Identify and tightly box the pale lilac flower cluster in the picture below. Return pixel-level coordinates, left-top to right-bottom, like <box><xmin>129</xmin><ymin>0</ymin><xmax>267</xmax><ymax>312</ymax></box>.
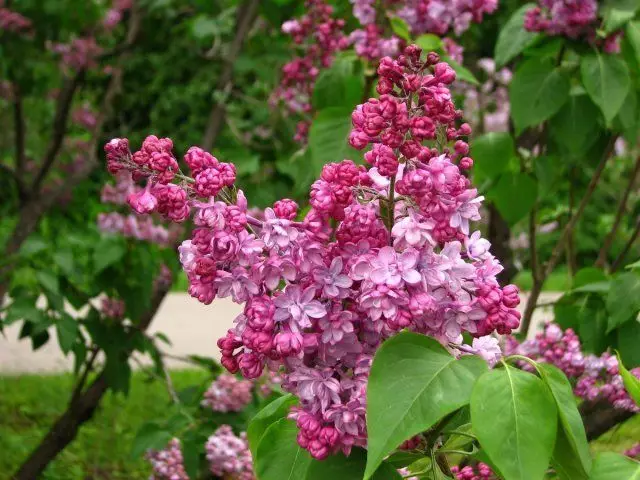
<box><xmin>0</xmin><ymin>2</ymin><xmax>32</xmax><ymax>34</ymax></box>
<box><xmin>205</xmin><ymin>425</ymin><xmax>255</xmax><ymax>480</ymax></box>
<box><xmin>395</xmin><ymin>0</ymin><xmax>498</xmax><ymax>36</ymax></box>
<box><xmin>50</xmin><ymin>37</ymin><xmax>103</xmax><ymax>71</ymax></box>
<box><xmin>147</xmin><ymin>438</ymin><xmax>189</xmax><ymax>480</ymax></box>
<box><xmin>201</xmin><ymin>373</ymin><xmax>253</xmax><ymax>413</ymax></box>
<box><xmin>106</xmin><ymin>45</ymin><xmax>520</xmax><ymax>461</ymax></box>
<box><xmin>459</xmin><ymin>59</ymin><xmax>512</xmax><ymax>133</ymax></box>
<box><xmin>100</xmin><ymin>296</ymin><xmax>125</xmax><ymax>319</ymax></box>
<box><xmin>507</xmin><ymin>323</ymin><xmax>640</xmax><ymax>412</ymax></box>
<box><xmin>451</xmin><ymin>463</ymin><xmax>497</xmax><ymax>479</ymax></box>
<box><xmin>349</xmin><ymin>25</ymin><xmax>402</xmax><ymax>62</ymax></box>
<box><xmin>525</xmin><ymin>0</ymin><xmax>622</xmax><ymax>53</ymax></box>
<box><xmin>273</xmin><ymin>0</ymin><xmax>348</xmax><ymax>143</ymax></box>
<box><xmin>103</xmin><ymin>0</ymin><xmax>132</xmax><ymax>30</ymax></box>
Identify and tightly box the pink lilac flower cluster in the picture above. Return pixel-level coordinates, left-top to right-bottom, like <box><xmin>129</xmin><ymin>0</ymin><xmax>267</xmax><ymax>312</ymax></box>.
<box><xmin>451</xmin><ymin>463</ymin><xmax>497</xmax><ymax>479</ymax></box>
<box><xmin>103</xmin><ymin>0</ymin><xmax>133</xmax><ymax>30</ymax></box>
<box><xmin>71</xmin><ymin>104</ymin><xmax>98</xmax><ymax>131</ymax></box>
<box><xmin>50</xmin><ymin>37</ymin><xmax>103</xmax><ymax>71</ymax></box>
<box><xmin>524</xmin><ymin>0</ymin><xmax>622</xmax><ymax>53</ymax></box>
<box><xmin>201</xmin><ymin>373</ymin><xmax>253</xmax><ymax>413</ymax></box>
<box><xmin>106</xmin><ymin>45</ymin><xmax>520</xmax><ymax>460</ymax></box>
<box><xmin>147</xmin><ymin>438</ymin><xmax>189</xmax><ymax>480</ymax></box>
<box><xmin>0</xmin><ymin>2</ymin><xmax>32</xmax><ymax>34</ymax></box>
<box><xmin>626</xmin><ymin>443</ymin><xmax>640</xmax><ymax>459</ymax></box>
<box><xmin>98</xmin><ymin>171</ymin><xmax>179</xmax><ymax>247</ymax></box>
<box><xmin>205</xmin><ymin>425</ymin><xmax>255</xmax><ymax>480</ymax></box>
<box><xmin>458</xmin><ymin>59</ymin><xmax>512</xmax><ymax>133</ymax></box>
<box><xmin>506</xmin><ymin>323</ymin><xmax>640</xmax><ymax>412</ymax></box>
<box><xmin>274</xmin><ymin>0</ymin><xmax>349</xmax><ymax>143</ymax></box>
<box><xmin>100</xmin><ymin>296</ymin><xmax>125</xmax><ymax>319</ymax></box>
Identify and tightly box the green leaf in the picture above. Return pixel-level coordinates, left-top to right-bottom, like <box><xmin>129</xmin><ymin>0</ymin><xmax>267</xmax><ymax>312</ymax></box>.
<box><xmin>471</xmin><ymin>132</ymin><xmax>514</xmax><ymax>179</ymax></box>
<box><xmin>365</xmin><ymin>332</ymin><xmax>487</xmax><ymax>479</ymax></box>
<box><xmin>19</xmin><ymin>236</ymin><xmax>48</xmax><ymax>257</ymax></box>
<box><xmin>617</xmin><ymin>87</ymin><xmax>638</xmax><ymax>144</ymax></box>
<box><xmin>535</xmin><ymin>156</ymin><xmax>563</xmax><ymax>198</ymax></box>
<box><xmin>536</xmin><ymin>364</ymin><xmax>591</xmax><ymax>479</ymax></box>
<box><xmin>442</xmin><ymin>56</ymin><xmax>479</xmax><ymax>85</ymax></box>
<box><xmin>248</xmin><ymin>394</ymin><xmax>297</xmax><ymax>459</ymax></box>
<box><xmin>617</xmin><ymin>319</ymin><xmax>640</xmax><ymax>367</ymax></box>
<box><xmin>307</xmin><ymin>448</ymin><xmax>401</xmax><ymax>480</ymax></box>
<box><xmin>93</xmin><ymin>236</ymin><xmax>126</xmax><ymax>274</ymax></box>
<box><xmin>602</xmin><ymin>0</ymin><xmax>639</xmax><ymax>33</ymax></box>
<box><xmin>255</xmin><ymin>418</ymin><xmax>312</xmax><ymax>480</ymax></box>
<box><xmin>471</xmin><ymin>365</ymin><xmax>558</xmax><ymax>480</ymax></box>
<box><xmin>308</xmin><ymin>108</ymin><xmax>360</xmax><ymax>170</ymax></box>
<box><xmin>131</xmin><ymin>422</ymin><xmax>173</xmax><ymax>458</ymax></box>
<box><xmin>494</xmin><ymin>4</ymin><xmax>541</xmax><ymax>66</ymax></box>
<box><xmin>573</xmin><ymin>267</ymin><xmax>607</xmax><ymax>288</ymax></box>
<box><xmin>606</xmin><ymin>272</ymin><xmax>640</xmax><ymax>333</ymax></box>
<box><xmin>589</xmin><ymin>452</ymin><xmax>640</xmax><ymax>479</ymax></box>
<box><xmin>490</xmin><ymin>172</ymin><xmax>538</xmax><ymax>225</ymax></box>
<box><xmin>4</xmin><ymin>297</ymin><xmax>44</xmax><ymax>326</ymax></box>
<box><xmin>510</xmin><ymin>59</ymin><xmax>570</xmax><ymax>132</ymax></box>
<box><xmin>627</xmin><ymin>22</ymin><xmax>640</xmax><ymax>66</ymax></box>
<box><xmin>36</xmin><ymin>271</ymin><xmax>60</xmax><ymax>296</ymax></box>
<box><xmin>617</xmin><ymin>353</ymin><xmax>640</xmax><ymax>407</ymax></box>
<box><xmin>56</xmin><ymin>313</ymin><xmax>78</xmax><ymax>355</ymax></box>
<box><xmin>191</xmin><ymin>15</ymin><xmax>217</xmax><ymax>39</ymax></box>
<box><xmin>549</xmin><ymin>94</ymin><xmax>601</xmax><ymax>155</ymax></box>
<box><xmin>181</xmin><ymin>430</ymin><xmax>204</xmax><ymax>479</ymax></box>
<box><xmin>580</xmin><ymin>53</ymin><xmax>631</xmax><ymax>126</ymax></box>
<box><xmin>415</xmin><ymin>34</ymin><xmax>442</xmax><ymax>52</ymax></box>
<box><xmin>313</xmin><ymin>55</ymin><xmax>365</xmax><ymax>111</ymax></box>
<box><xmin>390</xmin><ymin>17</ymin><xmax>410</xmax><ymax>40</ymax></box>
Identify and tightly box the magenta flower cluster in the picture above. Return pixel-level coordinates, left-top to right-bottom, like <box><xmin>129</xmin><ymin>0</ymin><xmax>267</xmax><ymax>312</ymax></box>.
<box><xmin>201</xmin><ymin>373</ymin><xmax>253</xmax><ymax>413</ymax></box>
<box><xmin>105</xmin><ymin>45</ymin><xmax>520</xmax><ymax>460</ymax></box>
<box><xmin>451</xmin><ymin>462</ymin><xmax>497</xmax><ymax>479</ymax></box>
<box><xmin>0</xmin><ymin>2</ymin><xmax>32</xmax><ymax>35</ymax></box>
<box><xmin>273</xmin><ymin>0</ymin><xmax>349</xmax><ymax>143</ymax></box>
<box><xmin>506</xmin><ymin>322</ymin><xmax>640</xmax><ymax>412</ymax></box>
<box><xmin>50</xmin><ymin>37</ymin><xmax>103</xmax><ymax>71</ymax></box>
<box><xmin>205</xmin><ymin>425</ymin><xmax>255</xmax><ymax>480</ymax></box>
<box><xmin>103</xmin><ymin>0</ymin><xmax>133</xmax><ymax>30</ymax></box>
<box><xmin>147</xmin><ymin>438</ymin><xmax>189</xmax><ymax>480</ymax></box>
<box><xmin>626</xmin><ymin>443</ymin><xmax>640</xmax><ymax>459</ymax></box>
<box><xmin>100</xmin><ymin>296</ymin><xmax>126</xmax><ymax>319</ymax></box>
<box><xmin>524</xmin><ymin>0</ymin><xmax>622</xmax><ymax>53</ymax></box>
<box><xmin>71</xmin><ymin>104</ymin><xmax>98</xmax><ymax>131</ymax></box>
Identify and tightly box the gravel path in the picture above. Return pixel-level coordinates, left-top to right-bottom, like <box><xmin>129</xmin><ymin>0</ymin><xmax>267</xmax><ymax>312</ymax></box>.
<box><xmin>0</xmin><ymin>292</ymin><xmax>560</xmax><ymax>374</ymax></box>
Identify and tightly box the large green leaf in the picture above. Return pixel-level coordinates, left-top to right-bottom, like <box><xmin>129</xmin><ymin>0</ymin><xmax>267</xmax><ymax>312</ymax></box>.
<box><xmin>93</xmin><ymin>235</ymin><xmax>127</xmax><ymax>274</ymax></box>
<box><xmin>494</xmin><ymin>4</ymin><xmax>541</xmax><ymax>66</ymax></box>
<box><xmin>589</xmin><ymin>452</ymin><xmax>640</xmax><ymax>479</ymax></box>
<box><xmin>606</xmin><ymin>272</ymin><xmax>640</xmax><ymax>333</ymax></box>
<box><xmin>580</xmin><ymin>53</ymin><xmax>631</xmax><ymax>126</ymax></box>
<box><xmin>255</xmin><ymin>418</ymin><xmax>312</xmax><ymax>480</ymax></box>
<box><xmin>307</xmin><ymin>449</ymin><xmax>401</xmax><ymax>480</ymax></box>
<box><xmin>489</xmin><ymin>172</ymin><xmax>538</xmax><ymax>225</ymax></box>
<box><xmin>617</xmin><ymin>319</ymin><xmax>640</xmax><ymax>368</ymax></box>
<box><xmin>602</xmin><ymin>0</ymin><xmax>639</xmax><ymax>33</ymax></box>
<box><xmin>537</xmin><ymin>364</ymin><xmax>591</xmax><ymax>479</ymax></box>
<box><xmin>510</xmin><ymin>59</ymin><xmax>570</xmax><ymax>132</ymax></box>
<box><xmin>616</xmin><ymin>353</ymin><xmax>640</xmax><ymax>407</ymax></box>
<box><xmin>471</xmin><ymin>365</ymin><xmax>558</xmax><ymax>480</ymax></box>
<box><xmin>308</xmin><ymin>108</ymin><xmax>360</xmax><ymax>171</ymax></box>
<box><xmin>549</xmin><ymin>94</ymin><xmax>601</xmax><ymax>155</ymax></box>
<box><xmin>55</xmin><ymin>313</ymin><xmax>79</xmax><ymax>355</ymax></box>
<box><xmin>313</xmin><ymin>54</ymin><xmax>365</xmax><ymax>111</ymax></box>
<box><xmin>471</xmin><ymin>132</ymin><xmax>514</xmax><ymax>179</ymax></box>
<box><xmin>131</xmin><ymin>422</ymin><xmax>173</xmax><ymax>458</ymax></box>
<box><xmin>365</xmin><ymin>332</ymin><xmax>487</xmax><ymax>479</ymax></box>
<box><xmin>247</xmin><ymin>394</ymin><xmax>297</xmax><ymax>459</ymax></box>
<box><xmin>628</xmin><ymin>21</ymin><xmax>640</xmax><ymax>66</ymax></box>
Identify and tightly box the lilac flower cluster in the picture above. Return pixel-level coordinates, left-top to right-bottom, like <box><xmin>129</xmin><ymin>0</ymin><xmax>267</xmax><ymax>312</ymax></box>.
<box><xmin>50</xmin><ymin>37</ymin><xmax>103</xmax><ymax>71</ymax></box>
<box><xmin>100</xmin><ymin>296</ymin><xmax>125</xmax><ymax>319</ymax></box>
<box><xmin>451</xmin><ymin>463</ymin><xmax>497</xmax><ymax>479</ymax></box>
<box><xmin>524</xmin><ymin>0</ymin><xmax>622</xmax><ymax>53</ymax></box>
<box><xmin>506</xmin><ymin>323</ymin><xmax>640</xmax><ymax>412</ymax></box>
<box><xmin>273</xmin><ymin>0</ymin><xmax>349</xmax><ymax>143</ymax></box>
<box><xmin>0</xmin><ymin>2</ymin><xmax>32</xmax><ymax>35</ymax></box>
<box><xmin>147</xmin><ymin>438</ymin><xmax>189</xmax><ymax>480</ymax></box>
<box><xmin>103</xmin><ymin>0</ymin><xmax>132</xmax><ymax>30</ymax></box>
<box><xmin>106</xmin><ymin>45</ymin><xmax>520</xmax><ymax>460</ymax></box>
<box><xmin>458</xmin><ymin>59</ymin><xmax>512</xmax><ymax>133</ymax></box>
<box><xmin>71</xmin><ymin>104</ymin><xmax>98</xmax><ymax>131</ymax></box>
<box><xmin>205</xmin><ymin>425</ymin><xmax>255</xmax><ymax>480</ymax></box>
<box><xmin>201</xmin><ymin>373</ymin><xmax>253</xmax><ymax>413</ymax></box>
<box><xmin>626</xmin><ymin>443</ymin><xmax>640</xmax><ymax>459</ymax></box>
<box><xmin>99</xmin><ymin>171</ymin><xmax>180</xmax><ymax>247</ymax></box>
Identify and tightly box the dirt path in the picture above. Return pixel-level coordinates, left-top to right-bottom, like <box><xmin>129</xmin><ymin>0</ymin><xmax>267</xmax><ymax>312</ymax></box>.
<box><xmin>0</xmin><ymin>292</ymin><xmax>559</xmax><ymax>374</ymax></box>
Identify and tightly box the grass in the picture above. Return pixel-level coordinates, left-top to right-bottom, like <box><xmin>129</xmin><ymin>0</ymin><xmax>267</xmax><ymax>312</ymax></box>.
<box><xmin>0</xmin><ymin>370</ymin><xmax>638</xmax><ymax>479</ymax></box>
<box><xmin>0</xmin><ymin>369</ymin><xmax>208</xmax><ymax>480</ymax></box>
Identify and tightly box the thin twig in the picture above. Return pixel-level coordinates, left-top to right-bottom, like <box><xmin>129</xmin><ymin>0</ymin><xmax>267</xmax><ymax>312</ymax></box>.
<box><xmin>69</xmin><ymin>346</ymin><xmax>100</xmax><ymax>407</ymax></box>
<box><xmin>596</xmin><ymin>155</ymin><xmax>640</xmax><ymax>268</ymax></box>
<box><xmin>13</xmin><ymin>89</ymin><xmax>26</xmax><ymax>181</ymax></box>
<box><xmin>611</xmin><ymin>219</ymin><xmax>640</xmax><ymax>273</ymax></box>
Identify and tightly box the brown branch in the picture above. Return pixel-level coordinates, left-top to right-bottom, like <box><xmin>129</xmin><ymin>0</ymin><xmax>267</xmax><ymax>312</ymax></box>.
<box><xmin>580</xmin><ymin>400</ymin><xmax>635</xmax><ymax>441</ymax></box>
<box><xmin>520</xmin><ymin>136</ymin><xmax>617</xmax><ymax>335</ymax></box>
<box><xmin>488</xmin><ymin>204</ymin><xmax>516</xmax><ymax>283</ymax></box>
<box><xmin>201</xmin><ymin>0</ymin><xmax>260</xmax><ymax>150</ymax></box>
<box><xmin>611</xmin><ymin>218</ymin><xmax>640</xmax><ymax>273</ymax></box>
<box><xmin>68</xmin><ymin>345</ymin><xmax>100</xmax><ymax>407</ymax></box>
<box><xmin>596</xmin><ymin>155</ymin><xmax>640</xmax><ymax>269</ymax></box>
<box><xmin>13</xmin><ymin>89</ymin><xmax>26</xmax><ymax>180</ymax></box>
<box><xmin>30</xmin><ymin>70</ymin><xmax>85</xmax><ymax>193</ymax></box>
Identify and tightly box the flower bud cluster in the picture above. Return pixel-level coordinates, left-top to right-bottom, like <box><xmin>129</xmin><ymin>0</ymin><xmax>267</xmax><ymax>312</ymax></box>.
<box><xmin>0</xmin><ymin>4</ymin><xmax>32</xmax><ymax>34</ymax></box>
<box><xmin>205</xmin><ymin>425</ymin><xmax>255</xmax><ymax>480</ymax></box>
<box><xmin>273</xmin><ymin>0</ymin><xmax>349</xmax><ymax>143</ymax></box>
<box><xmin>626</xmin><ymin>443</ymin><xmax>640</xmax><ymax>459</ymax></box>
<box><xmin>107</xmin><ymin>46</ymin><xmax>520</xmax><ymax>461</ymax></box>
<box><xmin>100</xmin><ymin>296</ymin><xmax>125</xmax><ymax>319</ymax></box>
<box><xmin>201</xmin><ymin>373</ymin><xmax>253</xmax><ymax>413</ymax></box>
<box><xmin>524</xmin><ymin>0</ymin><xmax>622</xmax><ymax>53</ymax></box>
<box><xmin>147</xmin><ymin>438</ymin><xmax>189</xmax><ymax>480</ymax></box>
<box><xmin>451</xmin><ymin>463</ymin><xmax>497</xmax><ymax>479</ymax></box>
